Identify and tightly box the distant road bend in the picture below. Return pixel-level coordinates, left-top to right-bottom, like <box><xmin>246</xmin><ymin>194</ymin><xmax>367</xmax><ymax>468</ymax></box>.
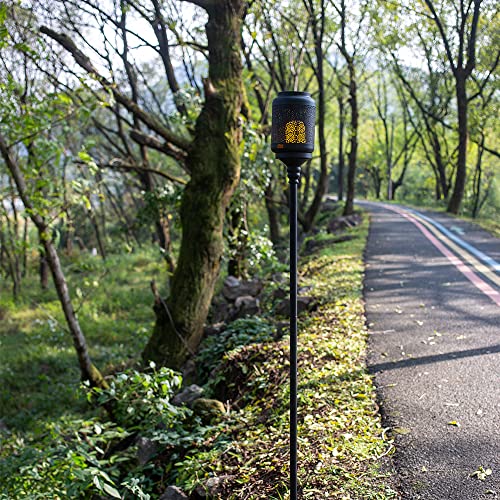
<box><xmin>361</xmin><ymin>202</ymin><xmax>500</xmax><ymax>499</ymax></box>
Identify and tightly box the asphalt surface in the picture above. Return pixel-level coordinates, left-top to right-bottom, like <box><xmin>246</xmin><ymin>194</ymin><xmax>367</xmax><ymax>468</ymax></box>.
<box><xmin>361</xmin><ymin>202</ymin><xmax>500</xmax><ymax>499</ymax></box>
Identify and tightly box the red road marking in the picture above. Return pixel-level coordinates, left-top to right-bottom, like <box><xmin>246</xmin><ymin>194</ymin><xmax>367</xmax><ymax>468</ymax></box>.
<box><xmin>384</xmin><ymin>205</ymin><xmax>500</xmax><ymax>307</ymax></box>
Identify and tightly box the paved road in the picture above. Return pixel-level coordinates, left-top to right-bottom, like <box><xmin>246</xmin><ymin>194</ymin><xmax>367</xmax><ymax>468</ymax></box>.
<box><xmin>361</xmin><ymin>202</ymin><xmax>500</xmax><ymax>499</ymax></box>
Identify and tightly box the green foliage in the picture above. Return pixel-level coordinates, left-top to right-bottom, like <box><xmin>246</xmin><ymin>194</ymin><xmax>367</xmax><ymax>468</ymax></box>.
<box><xmin>196</xmin><ymin>317</ymin><xmax>275</xmax><ymax>382</ymax></box>
<box><xmin>0</xmin><ymin>363</ymin><xmax>223</xmax><ymax>499</ymax></box>
<box><xmin>0</xmin><ymin>215</ymin><xmax>398</xmax><ymax>499</ymax></box>
<box><xmin>190</xmin><ymin>214</ymin><xmax>398</xmax><ymax>498</ymax></box>
<box><xmin>0</xmin><ymin>418</ymin><xmax>133</xmax><ymax>499</ymax></box>
<box><xmin>87</xmin><ymin>363</ymin><xmax>185</xmax><ymax>429</ymax></box>
<box><xmin>0</xmin><ymin>248</ymin><xmax>166</xmax><ymax>431</ymax></box>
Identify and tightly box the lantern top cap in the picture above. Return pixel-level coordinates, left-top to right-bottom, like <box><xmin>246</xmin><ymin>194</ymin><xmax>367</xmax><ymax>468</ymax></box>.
<box><xmin>277</xmin><ymin>91</ymin><xmax>311</xmax><ymax>97</ymax></box>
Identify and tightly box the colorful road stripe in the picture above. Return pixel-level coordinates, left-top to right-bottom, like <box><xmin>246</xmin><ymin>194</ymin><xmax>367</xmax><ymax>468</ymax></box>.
<box><xmin>381</xmin><ymin>204</ymin><xmax>500</xmax><ymax>307</ymax></box>
<box><xmin>408</xmin><ymin>212</ymin><xmax>500</xmax><ymax>289</ymax></box>
<box><xmin>406</xmin><ymin>208</ymin><xmax>500</xmax><ymax>273</ymax></box>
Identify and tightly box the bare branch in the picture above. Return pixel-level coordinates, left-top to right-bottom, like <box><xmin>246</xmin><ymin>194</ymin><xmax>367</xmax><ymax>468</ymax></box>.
<box><xmin>39</xmin><ymin>26</ymin><xmax>191</xmax><ymax>152</ymax></box>
<box><xmin>130</xmin><ymin>129</ymin><xmax>189</xmax><ymax>171</ymax></box>
<box><xmin>77</xmin><ymin>158</ymin><xmax>188</xmax><ymax>185</ymax></box>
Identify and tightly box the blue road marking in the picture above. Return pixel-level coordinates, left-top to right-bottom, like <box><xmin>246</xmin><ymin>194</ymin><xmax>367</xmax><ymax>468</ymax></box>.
<box><xmin>406</xmin><ymin>208</ymin><xmax>500</xmax><ymax>273</ymax></box>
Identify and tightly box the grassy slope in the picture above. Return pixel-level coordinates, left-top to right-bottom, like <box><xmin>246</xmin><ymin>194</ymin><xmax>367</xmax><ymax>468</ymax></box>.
<box><xmin>196</xmin><ymin>216</ymin><xmax>398</xmax><ymax>499</ymax></box>
<box><xmin>378</xmin><ymin>198</ymin><xmax>500</xmax><ymax>238</ymax></box>
<box><xmin>0</xmin><ymin>216</ymin><xmax>398</xmax><ymax>499</ymax></box>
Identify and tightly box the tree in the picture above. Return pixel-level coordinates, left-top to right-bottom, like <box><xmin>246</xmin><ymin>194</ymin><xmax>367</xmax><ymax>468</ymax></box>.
<box><xmin>409</xmin><ymin>0</ymin><xmax>494</xmax><ymax>213</ymax></box>
<box><xmin>38</xmin><ymin>0</ymin><xmax>248</xmax><ymax>369</ymax></box>
<box><xmin>331</xmin><ymin>0</ymin><xmax>368</xmax><ymax>215</ymax></box>
<box><xmin>0</xmin><ymin>8</ymin><xmax>107</xmax><ymax>387</ymax></box>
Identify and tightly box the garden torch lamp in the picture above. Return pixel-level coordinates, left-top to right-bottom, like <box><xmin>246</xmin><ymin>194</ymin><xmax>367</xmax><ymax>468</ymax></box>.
<box><xmin>271</xmin><ymin>91</ymin><xmax>316</xmax><ymax>500</ymax></box>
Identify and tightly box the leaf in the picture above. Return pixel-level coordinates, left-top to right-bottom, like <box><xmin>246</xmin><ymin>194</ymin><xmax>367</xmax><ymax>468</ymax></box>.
<box><xmin>78</xmin><ymin>151</ymin><xmax>92</xmax><ymax>163</ymax></box>
<box><xmin>392</xmin><ymin>427</ymin><xmax>411</xmax><ymax>435</ymax></box>
<box><xmin>471</xmin><ymin>466</ymin><xmax>492</xmax><ymax>480</ymax></box>
<box><xmin>93</xmin><ymin>475</ymin><xmax>102</xmax><ymax>491</ymax></box>
<box><xmin>447</xmin><ymin>420</ymin><xmax>460</xmax><ymax>427</ymax></box>
<box><xmin>83</xmin><ymin>196</ymin><xmax>92</xmax><ymax>211</ymax></box>
<box><xmin>103</xmin><ymin>482</ymin><xmax>122</xmax><ymax>499</ymax></box>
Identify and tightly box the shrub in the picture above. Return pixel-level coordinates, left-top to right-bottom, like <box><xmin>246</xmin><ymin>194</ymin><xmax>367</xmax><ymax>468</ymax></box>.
<box><xmin>196</xmin><ymin>317</ymin><xmax>275</xmax><ymax>383</ymax></box>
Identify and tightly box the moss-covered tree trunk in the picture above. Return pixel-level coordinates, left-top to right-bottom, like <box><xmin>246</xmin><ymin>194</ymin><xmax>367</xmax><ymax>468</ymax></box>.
<box><xmin>142</xmin><ymin>0</ymin><xmax>246</xmax><ymax>369</ymax></box>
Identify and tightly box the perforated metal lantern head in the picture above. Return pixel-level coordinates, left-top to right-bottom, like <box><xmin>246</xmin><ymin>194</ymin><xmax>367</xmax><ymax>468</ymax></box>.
<box><xmin>271</xmin><ymin>91</ymin><xmax>316</xmax><ymax>167</ymax></box>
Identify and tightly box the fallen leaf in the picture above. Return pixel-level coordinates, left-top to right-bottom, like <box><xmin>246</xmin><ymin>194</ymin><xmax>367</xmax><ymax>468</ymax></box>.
<box><xmin>471</xmin><ymin>466</ymin><xmax>492</xmax><ymax>481</ymax></box>
<box><xmin>393</xmin><ymin>427</ymin><xmax>411</xmax><ymax>435</ymax></box>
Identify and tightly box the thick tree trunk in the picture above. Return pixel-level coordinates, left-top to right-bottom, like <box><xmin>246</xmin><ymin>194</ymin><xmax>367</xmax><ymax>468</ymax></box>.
<box><xmin>227</xmin><ymin>200</ymin><xmax>249</xmax><ymax>279</ymax></box>
<box><xmin>142</xmin><ymin>1</ymin><xmax>246</xmax><ymax>369</ymax></box>
<box><xmin>343</xmin><ymin>62</ymin><xmax>358</xmax><ymax>216</ymax></box>
<box><xmin>447</xmin><ymin>74</ymin><xmax>468</xmax><ymax>214</ymax></box>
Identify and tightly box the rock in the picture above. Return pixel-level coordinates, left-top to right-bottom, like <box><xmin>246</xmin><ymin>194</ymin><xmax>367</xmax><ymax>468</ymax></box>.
<box><xmin>172</xmin><ymin>384</ymin><xmax>204</xmax><ymax>407</ymax></box>
<box><xmin>271</xmin><ymin>272</ymin><xmax>286</xmax><ymax>284</ymax></box>
<box><xmin>194</xmin><ymin>475</ymin><xmax>235</xmax><ymax>498</ymax></box>
<box><xmin>192</xmin><ymin>398</ymin><xmax>226</xmax><ymax>423</ymax></box>
<box><xmin>274</xmin><ymin>321</ymin><xmax>289</xmax><ymax>340</ymax></box>
<box><xmin>210</xmin><ymin>301</ymin><xmax>235</xmax><ymax>324</ymax></box>
<box><xmin>233</xmin><ymin>295</ymin><xmax>260</xmax><ymax>318</ymax></box>
<box><xmin>303</xmin><ymin>234</ymin><xmax>355</xmax><ymax>254</ymax></box>
<box><xmin>159</xmin><ymin>485</ymin><xmax>189</xmax><ymax>500</ymax></box>
<box><xmin>136</xmin><ymin>436</ymin><xmax>158</xmax><ymax>465</ymax></box>
<box><xmin>327</xmin><ymin>214</ymin><xmax>362</xmax><ymax>234</ymax></box>
<box><xmin>222</xmin><ymin>275</ymin><xmax>241</xmax><ymax>301</ymax></box>
<box><xmin>275</xmin><ymin>296</ymin><xmax>317</xmax><ymax>316</ymax></box>
<box><xmin>222</xmin><ymin>276</ymin><xmax>263</xmax><ymax>301</ymax></box>
<box><xmin>321</xmin><ymin>198</ymin><xmax>340</xmax><ymax>212</ymax></box>
<box><xmin>272</xmin><ymin>287</ymin><xmax>287</xmax><ymax>300</ymax></box>
<box><xmin>181</xmin><ymin>359</ymin><xmax>197</xmax><ymax>385</ymax></box>
<box><xmin>203</xmin><ymin>322</ymin><xmax>226</xmax><ymax>337</ymax></box>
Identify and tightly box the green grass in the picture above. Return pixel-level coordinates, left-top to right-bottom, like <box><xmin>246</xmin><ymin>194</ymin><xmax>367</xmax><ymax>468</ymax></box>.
<box><xmin>378</xmin><ymin>198</ymin><xmax>500</xmax><ymax>238</ymax></box>
<box><xmin>0</xmin><ymin>248</ymin><xmax>167</xmax><ymax>431</ymax></box>
<box><xmin>459</xmin><ymin>215</ymin><xmax>500</xmax><ymax>238</ymax></box>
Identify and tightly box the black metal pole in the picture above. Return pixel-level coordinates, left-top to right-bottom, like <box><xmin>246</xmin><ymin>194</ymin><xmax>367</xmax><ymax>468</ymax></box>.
<box><xmin>270</xmin><ymin>90</ymin><xmax>315</xmax><ymax>500</ymax></box>
<box><xmin>287</xmin><ymin>164</ymin><xmax>300</xmax><ymax>500</ymax></box>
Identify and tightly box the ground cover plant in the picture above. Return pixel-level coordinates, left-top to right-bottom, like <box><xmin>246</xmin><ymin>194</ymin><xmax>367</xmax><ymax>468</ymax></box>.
<box><xmin>0</xmin><ymin>211</ymin><xmax>399</xmax><ymax>499</ymax></box>
<box><xmin>200</xmin><ymin>215</ymin><xmax>399</xmax><ymax>499</ymax></box>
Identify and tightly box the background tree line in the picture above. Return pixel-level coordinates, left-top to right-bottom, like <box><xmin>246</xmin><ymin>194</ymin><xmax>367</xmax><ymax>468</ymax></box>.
<box><xmin>0</xmin><ymin>0</ymin><xmax>498</xmax><ymax>378</ymax></box>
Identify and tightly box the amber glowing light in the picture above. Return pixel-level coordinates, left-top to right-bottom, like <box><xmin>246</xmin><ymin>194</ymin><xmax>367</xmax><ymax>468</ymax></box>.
<box><xmin>285</xmin><ymin>120</ymin><xmax>306</xmax><ymax>143</ymax></box>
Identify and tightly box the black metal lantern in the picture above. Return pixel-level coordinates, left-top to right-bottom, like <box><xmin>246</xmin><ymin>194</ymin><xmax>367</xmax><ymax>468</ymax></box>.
<box><xmin>271</xmin><ymin>91</ymin><xmax>316</xmax><ymax>500</ymax></box>
<box><xmin>271</xmin><ymin>91</ymin><xmax>316</xmax><ymax>167</ymax></box>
